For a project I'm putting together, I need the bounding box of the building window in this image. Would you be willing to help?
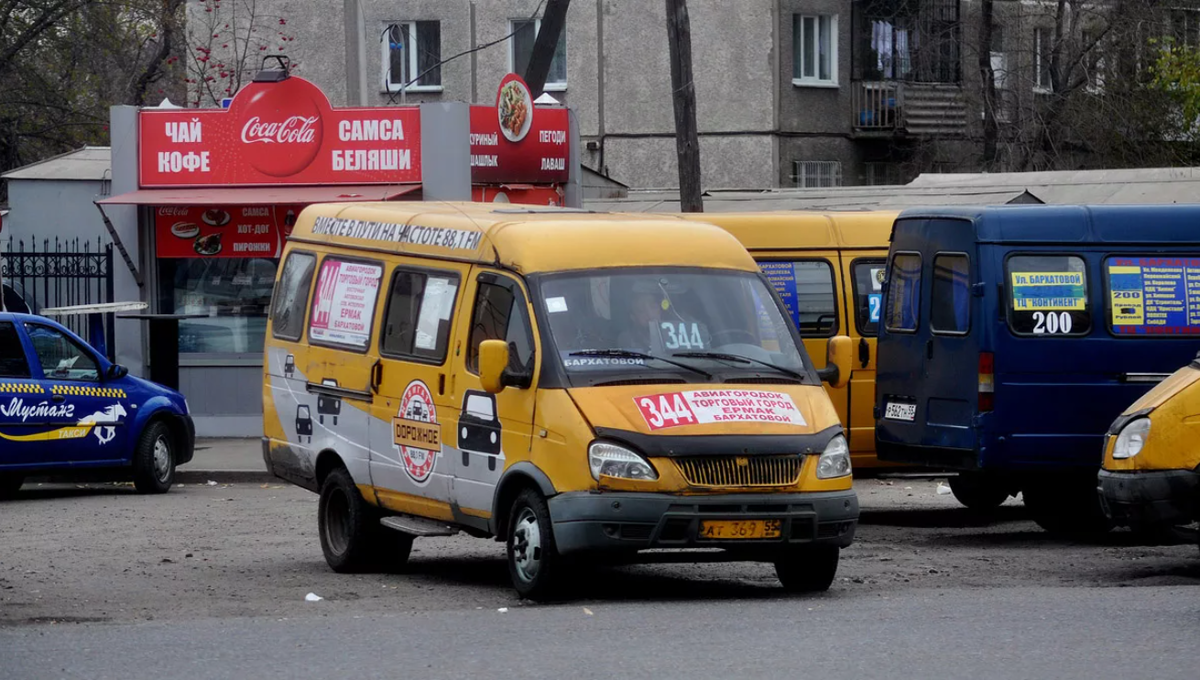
[1082,29,1105,93]
[510,19,567,91]
[792,160,842,188]
[1034,27,1052,92]
[158,258,279,355]
[863,162,903,186]
[793,14,838,86]
[383,21,442,92]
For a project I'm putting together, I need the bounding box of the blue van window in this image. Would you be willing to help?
[23,324,99,382]
[1106,256,1200,336]
[1006,255,1090,336]
[758,260,837,337]
[851,260,886,336]
[0,322,31,378]
[884,253,922,332]
[931,254,970,334]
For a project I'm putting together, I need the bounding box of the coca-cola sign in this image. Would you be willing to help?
[138,75,419,187]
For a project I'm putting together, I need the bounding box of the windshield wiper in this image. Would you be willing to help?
[671,351,806,381]
[568,349,712,379]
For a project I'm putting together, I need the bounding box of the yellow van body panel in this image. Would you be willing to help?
[673,211,900,469]
[1104,364,1200,473]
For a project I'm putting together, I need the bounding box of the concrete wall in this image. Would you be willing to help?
[4,179,112,250]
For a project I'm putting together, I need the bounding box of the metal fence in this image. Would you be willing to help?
[1,236,115,357]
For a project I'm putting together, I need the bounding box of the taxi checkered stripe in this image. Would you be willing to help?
[0,383,45,394]
[50,385,127,399]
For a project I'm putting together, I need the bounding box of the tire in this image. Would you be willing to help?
[133,421,175,494]
[775,544,840,593]
[506,488,566,601]
[1023,473,1113,537]
[318,467,408,573]
[0,474,24,500]
[949,472,1012,511]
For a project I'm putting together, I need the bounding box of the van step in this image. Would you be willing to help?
[380,515,458,537]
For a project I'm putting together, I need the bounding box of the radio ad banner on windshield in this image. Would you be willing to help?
[1107,257,1200,335]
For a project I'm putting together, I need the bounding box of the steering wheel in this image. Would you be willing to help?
[709,329,758,346]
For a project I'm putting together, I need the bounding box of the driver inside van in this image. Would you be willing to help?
[617,291,663,350]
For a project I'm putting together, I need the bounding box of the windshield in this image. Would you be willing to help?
[537,268,812,384]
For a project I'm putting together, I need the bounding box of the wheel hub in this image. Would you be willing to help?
[153,436,171,482]
[512,508,542,583]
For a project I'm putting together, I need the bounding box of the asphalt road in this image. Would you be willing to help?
[1,480,1197,679]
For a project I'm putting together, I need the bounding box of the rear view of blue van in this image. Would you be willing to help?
[875,205,1200,534]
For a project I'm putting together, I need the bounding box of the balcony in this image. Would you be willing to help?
[851,81,968,138]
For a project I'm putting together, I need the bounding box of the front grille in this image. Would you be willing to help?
[675,455,802,487]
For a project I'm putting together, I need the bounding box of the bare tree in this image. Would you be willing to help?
[185,0,295,107]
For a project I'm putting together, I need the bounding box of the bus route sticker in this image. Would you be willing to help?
[393,380,441,485]
[634,389,807,431]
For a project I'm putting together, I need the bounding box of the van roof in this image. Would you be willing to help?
[288,202,761,274]
[672,211,898,250]
[895,204,1200,244]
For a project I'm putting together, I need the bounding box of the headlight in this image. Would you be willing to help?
[588,441,658,481]
[1112,418,1151,459]
[816,434,852,479]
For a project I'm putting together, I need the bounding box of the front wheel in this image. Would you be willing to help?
[0,474,24,500]
[774,544,840,593]
[133,421,175,494]
[949,472,1012,511]
[506,488,566,601]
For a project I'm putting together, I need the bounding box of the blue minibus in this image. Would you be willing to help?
[875,205,1200,534]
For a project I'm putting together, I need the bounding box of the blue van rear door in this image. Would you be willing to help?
[878,218,979,455]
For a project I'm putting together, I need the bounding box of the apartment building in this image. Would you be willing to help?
[196,1,1194,189]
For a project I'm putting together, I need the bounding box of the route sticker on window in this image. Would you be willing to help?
[1010,272,1086,311]
[309,260,383,348]
[1107,257,1200,335]
[634,390,807,431]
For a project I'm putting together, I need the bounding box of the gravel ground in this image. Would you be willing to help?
[1,478,1196,625]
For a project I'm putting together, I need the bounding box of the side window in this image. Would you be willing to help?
[884,253,922,332]
[24,324,99,382]
[271,251,316,341]
[1006,254,1090,336]
[851,259,887,336]
[758,260,838,337]
[308,258,384,351]
[380,269,460,362]
[467,277,534,375]
[931,254,971,334]
[0,322,31,378]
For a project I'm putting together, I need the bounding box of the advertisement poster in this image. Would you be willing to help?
[469,74,571,184]
[155,205,303,258]
[1108,258,1200,335]
[634,390,808,431]
[309,260,382,348]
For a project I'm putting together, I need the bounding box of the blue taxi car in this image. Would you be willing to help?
[0,312,194,498]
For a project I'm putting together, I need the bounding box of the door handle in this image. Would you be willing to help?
[858,337,870,368]
[370,360,383,394]
[52,394,65,403]
[926,339,934,360]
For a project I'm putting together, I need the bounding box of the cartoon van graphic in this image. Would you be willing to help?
[317,378,340,425]
[458,390,502,471]
[295,404,313,443]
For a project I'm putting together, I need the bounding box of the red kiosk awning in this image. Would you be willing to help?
[98,184,421,206]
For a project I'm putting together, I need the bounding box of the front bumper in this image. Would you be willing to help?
[1097,468,1200,529]
[548,490,859,556]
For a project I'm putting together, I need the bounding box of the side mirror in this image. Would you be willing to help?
[479,340,509,394]
[817,336,852,389]
[106,364,129,381]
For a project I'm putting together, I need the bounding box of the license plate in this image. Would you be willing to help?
[698,519,782,540]
[884,402,916,422]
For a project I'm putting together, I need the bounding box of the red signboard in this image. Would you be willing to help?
[154,205,303,258]
[139,76,422,188]
[470,74,570,184]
